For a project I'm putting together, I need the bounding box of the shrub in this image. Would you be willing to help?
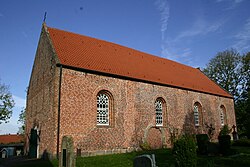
[218,135,231,155]
[139,141,151,151]
[169,126,179,147]
[196,134,209,155]
[218,125,232,155]
[232,139,250,147]
[173,135,197,167]
[205,123,215,141]
[219,125,231,136]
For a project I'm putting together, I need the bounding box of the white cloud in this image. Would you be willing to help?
[175,18,224,41]
[13,95,26,108]
[0,122,19,135]
[155,0,192,64]
[233,18,250,52]
[234,0,244,3]
[216,0,244,3]
[159,18,224,66]
[155,0,170,40]
[160,40,194,66]
[154,1,225,66]
[216,0,244,10]
[22,31,28,39]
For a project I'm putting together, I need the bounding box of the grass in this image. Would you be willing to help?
[76,149,175,167]
[1,146,250,167]
[76,146,250,167]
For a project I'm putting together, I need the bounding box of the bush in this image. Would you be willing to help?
[173,135,197,167]
[219,125,231,136]
[196,134,209,155]
[169,126,179,147]
[139,141,151,151]
[218,135,231,155]
[232,139,250,147]
[205,123,215,141]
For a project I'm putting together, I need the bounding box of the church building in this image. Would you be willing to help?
[25,24,236,158]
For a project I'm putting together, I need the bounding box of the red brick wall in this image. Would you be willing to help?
[26,26,59,157]
[146,128,162,149]
[59,68,235,155]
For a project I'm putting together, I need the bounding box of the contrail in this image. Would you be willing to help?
[155,0,170,40]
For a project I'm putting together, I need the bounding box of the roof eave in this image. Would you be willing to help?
[197,68,233,99]
[56,63,234,99]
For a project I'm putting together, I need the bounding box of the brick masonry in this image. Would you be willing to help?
[26,26,236,158]
[25,26,60,156]
[59,68,235,156]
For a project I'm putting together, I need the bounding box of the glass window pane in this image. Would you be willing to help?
[194,104,199,126]
[97,93,109,125]
[155,100,163,126]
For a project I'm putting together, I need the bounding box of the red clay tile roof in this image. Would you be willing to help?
[46,26,232,98]
[0,134,24,144]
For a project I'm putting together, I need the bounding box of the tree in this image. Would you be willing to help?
[240,52,250,98]
[235,52,250,137]
[203,50,250,137]
[0,79,15,124]
[18,107,26,134]
[203,49,242,99]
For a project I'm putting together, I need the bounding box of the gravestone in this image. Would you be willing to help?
[59,136,75,167]
[1,149,7,158]
[133,154,157,167]
[232,125,238,141]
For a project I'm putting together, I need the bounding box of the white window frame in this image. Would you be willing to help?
[194,104,199,126]
[220,109,224,126]
[155,100,163,126]
[220,106,226,126]
[97,93,109,126]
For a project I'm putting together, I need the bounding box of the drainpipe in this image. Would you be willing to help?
[57,65,62,159]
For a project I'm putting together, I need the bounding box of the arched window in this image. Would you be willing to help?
[220,105,227,126]
[97,91,112,126]
[194,102,202,126]
[155,98,164,126]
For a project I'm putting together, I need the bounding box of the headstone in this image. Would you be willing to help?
[16,150,21,156]
[59,136,75,167]
[1,150,7,158]
[133,154,157,167]
[232,125,239,141]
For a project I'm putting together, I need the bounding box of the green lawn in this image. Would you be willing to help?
[76,149,175,167]
[76,146,250,167]
[1,146,250,167]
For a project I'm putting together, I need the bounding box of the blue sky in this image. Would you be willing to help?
[0,0,250,134]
